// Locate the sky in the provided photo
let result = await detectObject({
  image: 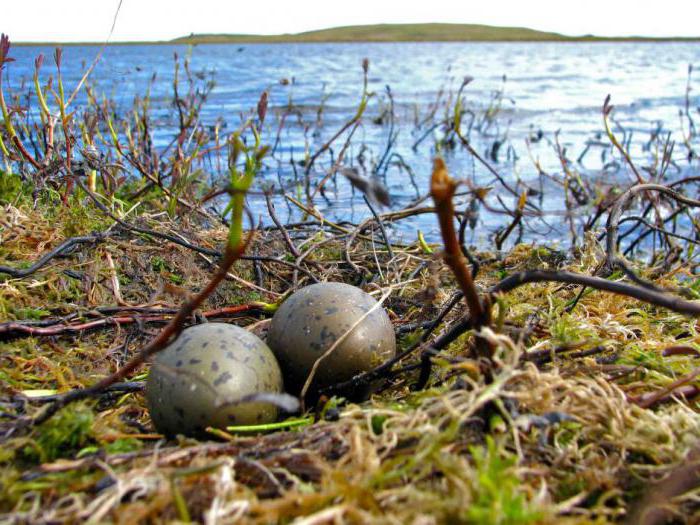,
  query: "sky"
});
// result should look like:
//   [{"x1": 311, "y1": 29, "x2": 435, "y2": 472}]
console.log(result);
[{"x1": 4, "y1": 0, "x2": 700, "y2": 42}]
